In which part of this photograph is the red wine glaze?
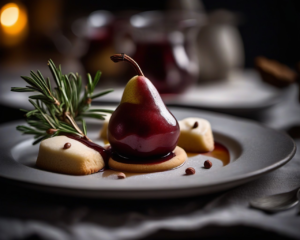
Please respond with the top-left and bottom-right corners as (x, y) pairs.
(109, 146), (175, 165)
(65, 134), (176, 168)
(66, 135), (229, 169)
(108, 76), (180, 158)
(108, 102), (179, 159)
(65, 134), (110, 165)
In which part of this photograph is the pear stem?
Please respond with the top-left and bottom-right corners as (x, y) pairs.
(110, 53), (144, 76)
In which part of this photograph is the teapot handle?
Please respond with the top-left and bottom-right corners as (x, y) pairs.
(169, 31), (199, 77)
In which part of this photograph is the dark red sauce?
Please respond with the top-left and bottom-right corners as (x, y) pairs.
(65, 135), (229, 171)
(65, 134), (176, 168)
(65, 134), (110, 164)
(110, 148), (175, 165)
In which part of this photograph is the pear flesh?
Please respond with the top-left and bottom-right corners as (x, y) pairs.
(99, 114), (111, 142)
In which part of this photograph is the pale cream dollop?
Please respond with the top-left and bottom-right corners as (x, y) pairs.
(177, 117), (214, 152)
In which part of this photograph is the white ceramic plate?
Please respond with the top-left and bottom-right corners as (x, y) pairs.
(0, 108), (295, 199)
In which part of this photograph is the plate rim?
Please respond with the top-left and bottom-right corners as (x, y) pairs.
(0, 108), (296, 198)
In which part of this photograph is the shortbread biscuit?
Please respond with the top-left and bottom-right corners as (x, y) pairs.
(36, 136), (105, 175)
(108, 146), (187, 173)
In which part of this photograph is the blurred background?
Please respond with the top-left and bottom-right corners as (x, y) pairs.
(1, 0), (300, 125)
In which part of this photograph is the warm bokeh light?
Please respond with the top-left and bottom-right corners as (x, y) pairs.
(0, 4), (19, 27)
(0, 2), (28, 46)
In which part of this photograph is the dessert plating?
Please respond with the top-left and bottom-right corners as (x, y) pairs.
(13, 55), (222, 176)
(107, 54), (186, 172)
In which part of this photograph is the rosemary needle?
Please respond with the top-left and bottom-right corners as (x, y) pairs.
(11, 59), (114, 144)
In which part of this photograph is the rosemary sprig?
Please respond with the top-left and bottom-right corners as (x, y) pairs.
(11, 59), (114, 144)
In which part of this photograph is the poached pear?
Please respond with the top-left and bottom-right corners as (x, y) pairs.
(108, 54), (180, 158)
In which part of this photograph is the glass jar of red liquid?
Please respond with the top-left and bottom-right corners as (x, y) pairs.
(129, 11), (202, 94)
(73, 11), (128, 83)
